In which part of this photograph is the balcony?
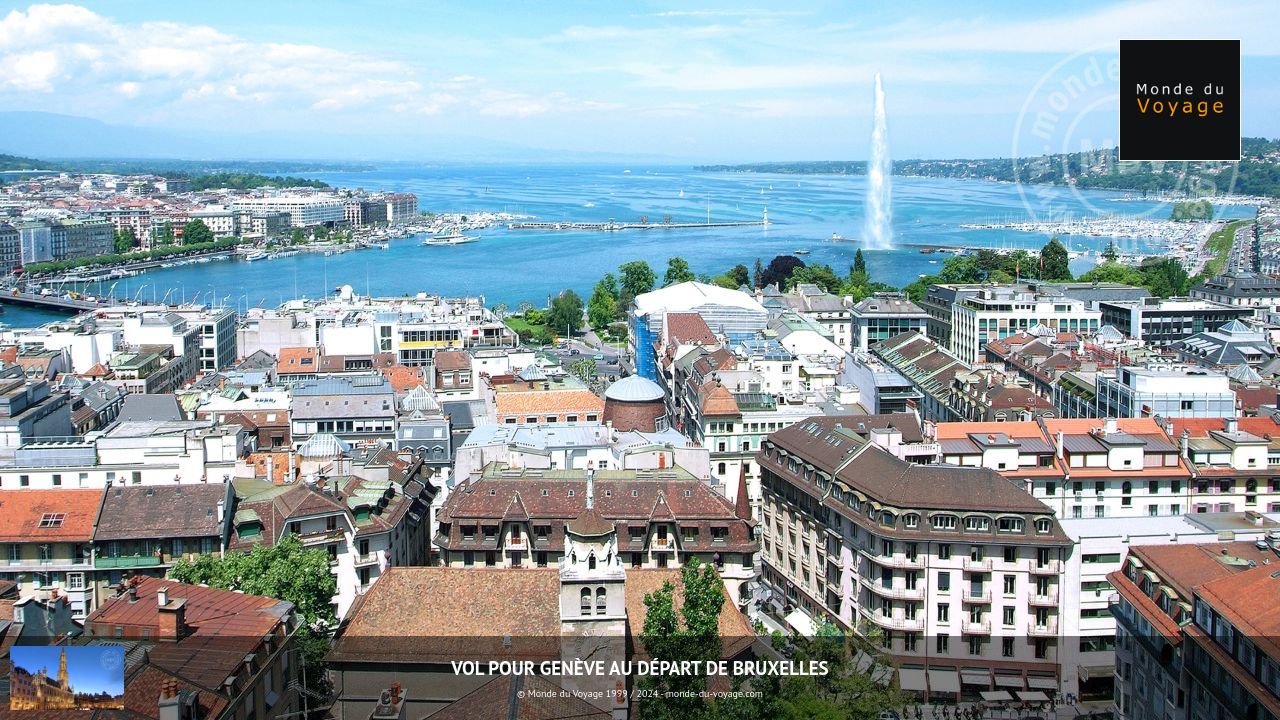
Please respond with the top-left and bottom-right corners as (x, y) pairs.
(868, 613), (924, 631)
(353, 552), (381, 567)
(861, 548), (924, 569)
(864, 579), (925, 601)
(651, 537), (675, 552)
(963, 557), (993, 571)
(1028, 618), (1059, 636)
(962, 619), (992, 634)
(1029, 560), (1062, 575)
(1029, 593), (1059, 607)
(963, 588), (992, 603)
(95, 555), (164, 569)
(6, 558), (93, 570)
(506, 536), (526, 550)
(299, 529), (345, 547)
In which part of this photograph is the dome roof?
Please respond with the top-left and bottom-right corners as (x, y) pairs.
(604, 375), (664, 403)
(298, 433), (351, 459)
(566, 507), (615, 537)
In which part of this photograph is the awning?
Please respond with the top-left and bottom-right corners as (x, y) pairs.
(994, 674), (1023, 688)
(898, 667), (928, 692)
(980, 690), (1013, 702)
(1026, 677), (1058, 690)
(785, 609), (816, 638)
(960, 670), (990, 685)
(1017, 691), (1050, 702)
(928, 668), (961, 694)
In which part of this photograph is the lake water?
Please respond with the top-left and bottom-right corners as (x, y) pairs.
(5, 165), (1254, 327)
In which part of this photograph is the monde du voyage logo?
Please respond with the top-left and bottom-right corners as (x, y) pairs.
(1120, 40), (1240, 162)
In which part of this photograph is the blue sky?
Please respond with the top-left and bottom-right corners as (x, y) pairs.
(10, 646), (125, 697)
(0, 1), (1277, 161)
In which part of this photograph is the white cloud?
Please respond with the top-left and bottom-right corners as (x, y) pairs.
(115, 81), (140, 98)
(0, 50), (60, 91)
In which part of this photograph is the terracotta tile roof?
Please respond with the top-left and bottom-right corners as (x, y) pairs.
(567, 507), (614, 536)
(122, 664), (229, 720)
(1194, 564), (1280, 660)
(625, 569), (755, 660)
(245, 451), (296, 485)
(85, 577), (292, 691)
(698, 381), (739, 416)
(1169, 416), (1280, 438)
(1129, 542), (1270, 600)
(665, 312), (718, 346)
(95, 484), (226, 542)
(84, 362), (113, 378)
(276, 347), (317, 374)
(935, 421), (1048, 440)
(428, 674), (609, 720)
(1043, 417), (1166, 435)
(0, 489), (102, 542)
(433, 350), (472, 371)
(380, 364), (425, 394)
(0, 346), (17, 364)
(495, 390), (604, 418)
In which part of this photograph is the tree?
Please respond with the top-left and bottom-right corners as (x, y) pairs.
(1078, 261), (1143, 285)
(182, 219), (214, 246)
(637, 559), (725, 720)
(1140, 257), (1191, 297)
(1102, 240), (1119, 262)
(169, 535), (337, 703)
(664, 257), (696, 286)
(588, 276), (619, 329)
(113, 228), (136, 254)
(758, 255), (806, 290)
(853, 249), (867, 276)
(752, 258), (764, 288)
(492, 302), (509, 319)
(768, 623), (908, 719)
(516, 301), (535, 316)
(1039, 238), (1072, 281)
(158, 222), (176, 247)
(619, 260), (656, 297)
(313, 225), (330, 241)
(546, 289), (585, 336)
(290, 227), (306, 245)
(789, 263), (842, 293)
(567, 357), (597, 385)
(726, 264), (750, 288)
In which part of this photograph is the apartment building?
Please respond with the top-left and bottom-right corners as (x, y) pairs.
(0, 222), (21, 272)
(83, 577), (301, 720)
(1191, 270), (1280, 317)
(228, 449), (435, 618)
(230, 195), (345, 227)
(759, 416), (1073, 698)
(773, 283), (856, 351)
(289, 375), (397, 446)
(1098, 297), (1252, 346)
(0, 489), (99, 616)
(433, 464), (759, 605)
(872, 331), (970, 422)
(384, 193), (419, 223)
(850, 293), (929, 352)
(1169, 416), (1280, 514)
(950, 285), (1101, 364)
(1109, 541), (1280, 720)
(0, 365), (74, 462)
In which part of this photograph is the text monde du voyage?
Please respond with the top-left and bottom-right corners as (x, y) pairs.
(1134, 82), (1228, 118)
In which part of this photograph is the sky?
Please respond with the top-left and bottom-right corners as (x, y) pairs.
(9, 646), (125, 697)
(0, 1), (1278, 162)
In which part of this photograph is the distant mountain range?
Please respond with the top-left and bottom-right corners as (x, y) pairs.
(0, 111), (676, 166)
(696, 138), (1280, 197)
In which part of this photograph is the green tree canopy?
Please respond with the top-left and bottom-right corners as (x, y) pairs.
(113, 228), (136, 255)
(637, 559), (725, 720)
(619, 260), (657, 298)
(182, 219), (214, 246)
(664, 257), (696, 286)
(546, 289), (585, 336)
(725, 264), (750, 288)
(588, 275), (619, 329)
(759, 255), (806, 290)
(789, 262), (842, 293)
(1039, 238), (1072, 281)
(853, 249), (867, 276)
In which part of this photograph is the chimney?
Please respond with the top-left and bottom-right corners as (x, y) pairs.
(1180, 429), (1190, 459)
(1055, 431), (1064, 460)
(157, 593), (187, 642)
(216, 498), (225, 524)
(128, 586), (138, 603)
(1103, 417), (1118, 435)
(370, 683), (408, 720)
(158, 679), (185, 720)
(585, 463), (595, 509)
(1225, 417), (1239, 434)
(157, 586), (168, 607)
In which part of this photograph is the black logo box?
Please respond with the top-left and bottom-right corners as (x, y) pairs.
(1119, 39), (1240, 162)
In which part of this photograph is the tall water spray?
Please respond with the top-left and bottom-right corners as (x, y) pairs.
(863, 73), (893, 250)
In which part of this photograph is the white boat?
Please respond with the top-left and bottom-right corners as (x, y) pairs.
(424, 230), (479, 246)
(244, 251), (268, 262)
(583, 202), (596, 208)
(831, 232), (846, 241)
(794, 249), (811, 255)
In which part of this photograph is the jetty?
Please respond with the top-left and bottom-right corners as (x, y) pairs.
(0, 289), (106, 312)
(508, 211), (770, 233)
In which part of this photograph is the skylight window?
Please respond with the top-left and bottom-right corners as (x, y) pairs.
(38, 513), (65, 528)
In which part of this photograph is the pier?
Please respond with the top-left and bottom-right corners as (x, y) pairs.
(508, 213), (769, 233)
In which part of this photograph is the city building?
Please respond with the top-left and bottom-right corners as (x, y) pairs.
(9, 647), (75, 710)
(0, 365), (74, 463)
(289, 376), (397, 446)
(1098, 297), (1252, 346)
(1093, 365), (1239, 419)
(433, 463), (758, 605)
(630, 282), (768, 381)
(0, 488), (100, 617)
(1108, 540), (1280, 720)
(230, 195), (345, 227)
(16, 217), (114, 264)
(83, 577), (301, 720)
(1191, 270), (1280, 317)
(774, 284), (855, 351)
(1174, 319), (1279, 371)
(758, 416), (1074, 698)
(871, 331), (970, 422)
(850, 293), (929, 352)
(1168, 416), (1280, 514)
(384, 193), (419, 223)
(0, 221), (21, 272)
(950, 285), (1101, 364)
(431, 349), (474, 398)
(187, 207), (240, 237)
(838, 351), (924, 415)
(487, 369), (604, 426)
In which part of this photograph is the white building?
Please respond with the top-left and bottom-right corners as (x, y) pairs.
(231, 196), (345, 227)
(951, 286), (1101, 364)
(1094, 365), (1237, 419)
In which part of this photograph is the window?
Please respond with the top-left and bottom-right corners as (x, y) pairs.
(937, 603), (950, 623)
(19, 475), (29, 487)
(1002, 637), (1015, 657)
(580, 588), (592, 616)
(485, 551), (496, 567)
(938, 543), (951, 560)
(1002, 575), (1016, 595)
(937, 572), (950, 592)
(1003, 607), (1015, 626)
(996, 517), (1024, 533)
(596, 588), (608, 615)
(1003, 546), (1017, 563)
(37, 513), (65, 529)
(51, 474), (61, 487)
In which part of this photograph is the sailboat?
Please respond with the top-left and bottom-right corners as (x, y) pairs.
(679, 189), (685, 198)
(424, 227), (479, 246)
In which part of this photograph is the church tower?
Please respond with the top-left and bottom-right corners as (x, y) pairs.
(558, 466), (628, 720)
(57, 648), (70, 691)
